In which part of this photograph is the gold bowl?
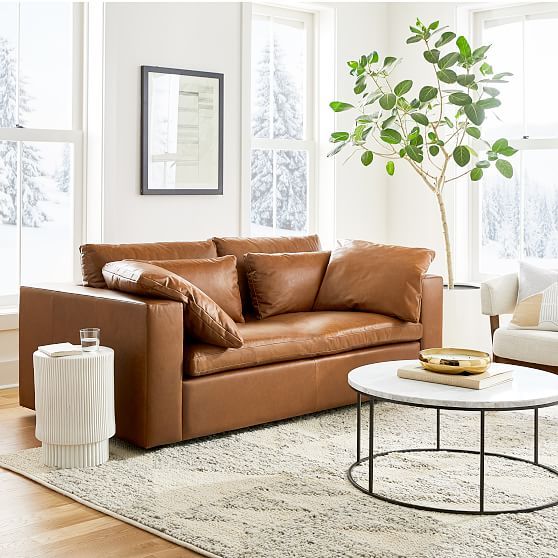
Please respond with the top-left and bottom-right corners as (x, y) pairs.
(418, 348), (491, 375)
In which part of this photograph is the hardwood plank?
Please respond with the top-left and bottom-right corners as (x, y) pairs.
(0, 388), (202, 557)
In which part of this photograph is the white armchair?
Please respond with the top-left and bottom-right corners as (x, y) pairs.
(481, 273), (558, 373)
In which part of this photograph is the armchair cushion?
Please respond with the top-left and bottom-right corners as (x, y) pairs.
(102, 260), (243, 348)
(480, 273), (518, 316)
(493, 327), (558, 367)
(313, 240), (435, 322)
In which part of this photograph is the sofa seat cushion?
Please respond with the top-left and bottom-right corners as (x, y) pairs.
(185, 311), (422, 377)
(493, 327), (558, 367)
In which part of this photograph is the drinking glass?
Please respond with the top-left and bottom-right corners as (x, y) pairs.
(80, 328), (100, 352)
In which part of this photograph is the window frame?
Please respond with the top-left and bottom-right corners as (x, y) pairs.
(469, 3), (558, 282)
(0, 3), (84, 306)
(242, 3), (317, 237)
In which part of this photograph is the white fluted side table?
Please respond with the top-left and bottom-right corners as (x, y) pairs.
(33, 347), (115, 468)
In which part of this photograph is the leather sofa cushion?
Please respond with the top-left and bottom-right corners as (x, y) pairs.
(213, 235), (321, 313)
(185, 311), (422, 376)
(314, 240), (435, 323)
(148, 256), (244, 323)
(245, 251), (330, 319)
(81, 240), (217, 288)
(102, 260), (243, 348)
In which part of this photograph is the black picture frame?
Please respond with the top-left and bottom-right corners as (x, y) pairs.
(141, 65), (224, 195)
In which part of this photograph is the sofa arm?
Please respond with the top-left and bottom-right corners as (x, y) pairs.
(420, 275), (443, 349)
(19, 284), (184, 448)
(480, 273), (518, 316)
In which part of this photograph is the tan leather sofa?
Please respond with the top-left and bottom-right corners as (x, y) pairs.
(19, 235), (443, 448)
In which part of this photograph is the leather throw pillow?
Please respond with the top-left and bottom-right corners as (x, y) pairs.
(102, 260), (243, 348)
(510, 261), (558, 331)
(147, 256), (244, 323)
(313, 240), (435, 323)
(245, 251), (331, 319)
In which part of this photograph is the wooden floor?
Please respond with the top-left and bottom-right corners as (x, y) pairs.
(0, 388), (201, 557)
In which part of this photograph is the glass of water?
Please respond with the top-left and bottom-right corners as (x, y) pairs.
(80, 328), (100, 352)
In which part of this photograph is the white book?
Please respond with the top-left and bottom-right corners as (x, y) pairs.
(398, 363), (513, 390)
(38, 342), (83, 357)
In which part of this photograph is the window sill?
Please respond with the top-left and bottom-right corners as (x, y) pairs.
(0, 307), (18, 332)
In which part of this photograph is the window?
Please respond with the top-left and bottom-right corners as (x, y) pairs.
(0, 3), (83, 305)
(249, 5), (315, 236)
(473, 4), (558, 277)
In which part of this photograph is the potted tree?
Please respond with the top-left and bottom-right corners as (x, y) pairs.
(328, 18), (516, 291)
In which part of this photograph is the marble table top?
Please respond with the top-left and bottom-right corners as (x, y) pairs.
(348, 360), (558, 410)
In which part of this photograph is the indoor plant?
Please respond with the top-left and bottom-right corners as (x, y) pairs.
(328, 18), (517, 289)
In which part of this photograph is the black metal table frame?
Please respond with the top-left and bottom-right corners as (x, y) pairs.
(347, 391), (558, 515)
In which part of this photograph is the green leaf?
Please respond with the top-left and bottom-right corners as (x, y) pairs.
(353, 124), (366, 142)
(381, 115), (397, 129)
(480, 62), (493, 76)
(405, 145), (423, 163)
(501, 146), (518, 157)
(365, 89), (383, 105)
(438, 52), (460, 69)
(330, 101), (354, 112)
(386, 161), (395, 176)
(327, 142), (347, 157)
(436, 69), (457, 84)
(394, 79), (413, 96)
(434, 31), (456, 48)
(456, 36), (472, 58)
(496, 159), (513, 178)
(456, 74), (475, 87)
(483, 86), (500, 97)
(493, 72), (513, 80)
(382, 56), (398, 71)
(368, 51), (379, 64)
(411, 112), (429, 126)
(476, 160), (490, 168)
(406, 35), (422, 44)
(453, 145), (471, 167)
(464, 103), (485, 125)
(473, 45), (490, 59)
(487, 151), (498, 161)
(429, 20), (440, 30)
(330, 131), (350, 142)
(361, 150), (374, 166)
(448, 92), (472, 106)
(477, 97), (501, 110)
(380, 128), (402, 144)
(419, 85), (438, 102)
(429, 145), (440, 156)
(423, 49), (440, 64)
(354, 82), (366, 95)
(470, 167), (483, 181)
(465, 126), (481, 139)
(379, 93), (396, 110)
(492, 138), (508, 153)
(443, 117), (454, 128)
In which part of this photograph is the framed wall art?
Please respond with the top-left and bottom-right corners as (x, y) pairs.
(141, 66), (224, 195)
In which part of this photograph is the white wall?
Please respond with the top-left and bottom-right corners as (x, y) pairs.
(334, 2), (390, 243)
(102, 2), (243, 243)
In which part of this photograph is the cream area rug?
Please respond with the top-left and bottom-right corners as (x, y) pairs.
(2, 403), (558, 558)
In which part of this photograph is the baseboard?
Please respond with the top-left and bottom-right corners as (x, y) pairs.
(0, 359), (18, 389)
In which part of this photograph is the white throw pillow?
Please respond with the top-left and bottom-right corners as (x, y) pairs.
(510, 261), (558, 332)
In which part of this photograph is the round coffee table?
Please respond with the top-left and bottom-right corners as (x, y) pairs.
(347, 359), (558, 515)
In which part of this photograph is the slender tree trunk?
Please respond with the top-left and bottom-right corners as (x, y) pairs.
(435, 189), (454, 289)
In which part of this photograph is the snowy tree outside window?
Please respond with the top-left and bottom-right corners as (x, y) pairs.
(0, 3), (78, 300)
(250, 7), (313, 236)
(477, 8), (558, 275)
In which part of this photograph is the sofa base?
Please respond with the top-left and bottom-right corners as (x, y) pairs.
(182, 342), (420, 440)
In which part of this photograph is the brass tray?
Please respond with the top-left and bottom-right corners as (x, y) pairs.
(418, 348), (491, 375)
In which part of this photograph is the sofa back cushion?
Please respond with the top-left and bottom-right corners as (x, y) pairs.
(314, 240), (435, 323)
(245, 251), (331, 319)
(102, 260), (243, 348)
(81, 240), (217, 288)
(213, 235), (321, 314)
(147, 256), (244, 323)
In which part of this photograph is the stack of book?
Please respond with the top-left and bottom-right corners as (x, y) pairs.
(397, 362), (513, 390)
